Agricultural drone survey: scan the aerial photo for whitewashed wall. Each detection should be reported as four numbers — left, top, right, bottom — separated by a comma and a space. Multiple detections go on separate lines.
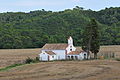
49, 55, 57, 61
79, 52, 88, 60
39, 52, 49, 61
67, 36, 76, 54
67, 52, 88, 60
40, 50, 66, 60
66, 45, 76, 54
39, 51, 57, 61
52, 50, 66, 60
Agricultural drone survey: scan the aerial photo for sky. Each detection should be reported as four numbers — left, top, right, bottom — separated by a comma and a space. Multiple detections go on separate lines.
0, 0, 120, 12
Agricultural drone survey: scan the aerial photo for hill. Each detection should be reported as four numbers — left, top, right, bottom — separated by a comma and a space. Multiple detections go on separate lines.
0, 7, 120, 49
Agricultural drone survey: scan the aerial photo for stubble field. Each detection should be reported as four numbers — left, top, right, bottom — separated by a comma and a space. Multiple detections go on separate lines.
0, 45, 120, 80
0, 60, 120, 80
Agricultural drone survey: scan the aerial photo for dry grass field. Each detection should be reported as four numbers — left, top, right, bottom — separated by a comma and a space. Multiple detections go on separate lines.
0, 45, 120, 80
0, 60, 120, 80
0, 48, 40, 68
99, 45, 120, 58
0, 45, 120, 68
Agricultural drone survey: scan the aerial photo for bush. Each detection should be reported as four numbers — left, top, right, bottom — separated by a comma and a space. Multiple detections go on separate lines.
115, 58, 120, 61
35, 57, 40, 62
25, 57, 34, 64
25, 57, 40, 64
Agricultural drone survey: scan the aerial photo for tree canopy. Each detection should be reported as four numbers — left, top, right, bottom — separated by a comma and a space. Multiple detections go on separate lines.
0, 7, 120, 49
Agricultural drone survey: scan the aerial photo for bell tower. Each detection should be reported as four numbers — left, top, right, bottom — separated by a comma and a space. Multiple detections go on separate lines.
66, 36, 76, 54
68, 36, 73, 46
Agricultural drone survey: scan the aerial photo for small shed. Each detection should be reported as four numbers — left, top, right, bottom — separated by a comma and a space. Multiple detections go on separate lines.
39, 51, 56, 61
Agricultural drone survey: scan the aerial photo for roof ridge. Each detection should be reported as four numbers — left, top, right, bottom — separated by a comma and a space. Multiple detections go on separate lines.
45, 51, 56, 55
42, 43, 68, 50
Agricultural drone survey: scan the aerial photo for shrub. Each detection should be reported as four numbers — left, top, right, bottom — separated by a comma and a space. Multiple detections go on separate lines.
25, 57, 34, 64
25, 57, 40, 64
115, 58, 120, 61
35, 57, 40, 62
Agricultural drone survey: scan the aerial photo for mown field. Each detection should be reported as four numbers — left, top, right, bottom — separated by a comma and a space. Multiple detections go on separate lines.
0, 45, 120, 68
0, 45, 120, 80
0, 60, 120, 80
0, 48, 40, 68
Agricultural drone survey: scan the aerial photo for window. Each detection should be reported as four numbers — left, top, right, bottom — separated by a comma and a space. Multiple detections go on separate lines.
75, 56, 78, 60
52, 56, 54, 58
71, 56, 74, 59
67, 56, 70, 59
70, 46, 72, 51
84, 54, 87, 59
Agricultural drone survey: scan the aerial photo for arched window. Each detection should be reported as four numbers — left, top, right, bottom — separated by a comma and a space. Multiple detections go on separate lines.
67, 56, 70, 59
70, 46, 72, 51
71, 56, 74, 59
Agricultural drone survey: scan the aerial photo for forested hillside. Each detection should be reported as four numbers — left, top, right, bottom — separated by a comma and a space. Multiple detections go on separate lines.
0, 7, 120, 49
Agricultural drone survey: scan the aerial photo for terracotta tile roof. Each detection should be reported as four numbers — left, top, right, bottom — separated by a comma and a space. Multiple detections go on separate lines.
68, 51, 84, 55
45, 51, 56, 55
42, 43, 68, 50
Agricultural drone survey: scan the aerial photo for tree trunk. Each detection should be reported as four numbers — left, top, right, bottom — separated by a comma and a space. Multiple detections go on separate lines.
87, 33, 92, 59
94, 53, 97, 59
87, 51, 89, 59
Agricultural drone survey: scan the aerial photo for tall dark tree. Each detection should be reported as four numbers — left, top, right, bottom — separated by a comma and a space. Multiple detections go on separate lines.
82, 19, 100, 59
90, 19, 100, 59
82, 21, 92, 59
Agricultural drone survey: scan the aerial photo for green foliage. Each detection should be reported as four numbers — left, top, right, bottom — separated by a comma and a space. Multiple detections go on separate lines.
0, 7, 120, 49
115, 58, 120, 61
90, 19, 100, 59
35, 57, 40, 62
25, 57, 34, 64
82, 19, 100, 59
0, 64, 23, 71
25, 57, 39, 64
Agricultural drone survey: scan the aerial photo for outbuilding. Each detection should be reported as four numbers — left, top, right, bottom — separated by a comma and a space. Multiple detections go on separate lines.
67, 51, 88, 60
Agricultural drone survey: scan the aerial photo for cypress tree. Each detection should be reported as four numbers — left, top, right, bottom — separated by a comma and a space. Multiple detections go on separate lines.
82, 19, 100, 59
90, 19, 100, 59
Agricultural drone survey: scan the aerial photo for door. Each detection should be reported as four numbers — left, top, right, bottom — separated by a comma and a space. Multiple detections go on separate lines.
84, 54, 87, 59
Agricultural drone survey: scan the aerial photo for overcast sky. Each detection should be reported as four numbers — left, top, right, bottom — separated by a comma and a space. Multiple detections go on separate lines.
0, 0, 120, 12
